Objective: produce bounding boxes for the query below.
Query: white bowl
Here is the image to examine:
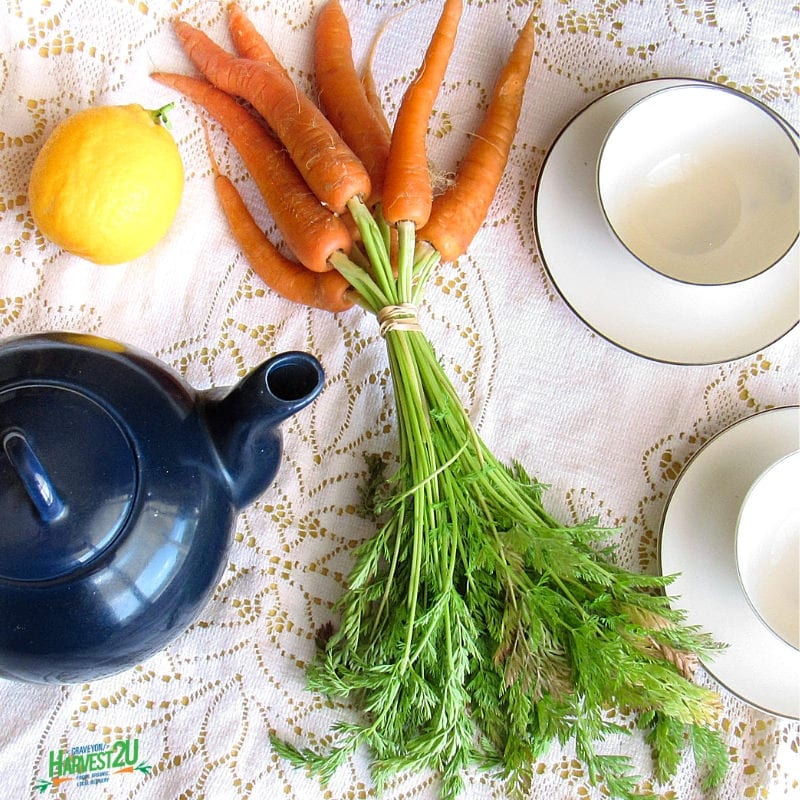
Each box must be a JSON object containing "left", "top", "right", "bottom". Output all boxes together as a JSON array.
[
  {"left": 534, "top": 78, "right": 800, "bottom": 365},
  {"left": 597, "top": 83, "right": 799, "bottom": 286},
  {"left": 735, "top": 450, "right": 800, "bottom": 650}
]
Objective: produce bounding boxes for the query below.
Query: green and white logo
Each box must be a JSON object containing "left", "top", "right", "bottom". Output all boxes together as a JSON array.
[{"left": 36, "top": 738, "right": 150, "bottom": 793}]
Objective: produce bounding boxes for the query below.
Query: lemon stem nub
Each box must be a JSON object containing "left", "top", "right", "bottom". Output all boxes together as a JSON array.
[{"left": 151, "top": 102, "right": 175, "bottom": 130}]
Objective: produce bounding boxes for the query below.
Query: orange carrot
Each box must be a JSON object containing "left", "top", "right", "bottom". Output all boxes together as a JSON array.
[
  {"left": 227, "top": 2, "right": 289, "bottom": 79},
  {"left": 152, "top": 70, "right": 351, "bottom": 272},
  {"left": 417, "top": 14, "right": 535, "bottom": 262},
  {"left": 313, "top": 0, "right": 390, "bottom": 206},
  {"left": 214, "top": 172, "right": 355, "bottom": 312},
  {"left": 381, "top": 0, "right": 463, "bottom": 227},
  {"left": 173, "top": 20, "right": 371, "bottom": 214},
  {"left": 361, "top": 15, "right": 393, "bottom": 139},
  {"left": 198, "top": 110, "right": 353, "bottom": 311}
]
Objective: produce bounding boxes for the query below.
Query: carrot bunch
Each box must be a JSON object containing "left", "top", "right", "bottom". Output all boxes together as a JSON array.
[
  {"left": 153, "top": 0, "right": 532, "bottom": 312},
  {"left": 154, "top": 4, "right": 728, "bottom": 800}
]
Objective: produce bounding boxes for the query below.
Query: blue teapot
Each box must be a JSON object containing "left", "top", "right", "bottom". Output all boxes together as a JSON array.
[{"left": 0, "top": 332, "right": 324, "bottom": 684}]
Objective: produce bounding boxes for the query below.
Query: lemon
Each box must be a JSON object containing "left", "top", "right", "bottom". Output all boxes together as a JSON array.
[{"left": 29, "top": 103, "right": 184, "bottom": 265}]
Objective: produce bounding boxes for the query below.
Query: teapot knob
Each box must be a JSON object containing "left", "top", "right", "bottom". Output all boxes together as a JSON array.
[
  {"left": 3, "top": 430, "right": 65, "bottom": 523},
  {"left": 0, "top": 381, "right": 135, "bottom": 584}
]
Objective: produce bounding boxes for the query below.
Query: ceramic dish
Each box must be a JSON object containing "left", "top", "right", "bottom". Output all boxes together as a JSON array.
[
  {"left": 534, "top": 78, "right": 800, "bottom": 365},
  {"left": 659, "top": 406, "right": 800, "bottom": 718},
  {"left": 735, "top": 450, "right": 800, "bottom": 650}
]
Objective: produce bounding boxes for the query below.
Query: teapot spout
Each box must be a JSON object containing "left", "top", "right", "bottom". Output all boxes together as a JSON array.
[{"left": 200, "top": 352, "right": 325, "bottom": 509}]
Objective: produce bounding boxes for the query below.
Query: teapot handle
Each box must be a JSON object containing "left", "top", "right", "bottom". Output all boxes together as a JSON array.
[{"left": 3, "top": 430, "right": 65, "bottom": 522}]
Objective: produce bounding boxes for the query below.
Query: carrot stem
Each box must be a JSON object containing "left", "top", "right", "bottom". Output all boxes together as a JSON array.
[
  {"left": 329, "top": 250, "right": 390, "bottom": 311},
  {"left": 346, "top": 196, "right": 396, "bottom": 302},
  {"left": 396, "top": 220, "right": 416, "bottom": 301},
  {"left": 410, "top": 245, "right": 441, "bottom": 307}
]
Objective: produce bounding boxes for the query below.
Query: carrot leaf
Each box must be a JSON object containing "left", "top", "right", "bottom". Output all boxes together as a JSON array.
[{"left": 288, "top": 196, "right": 729, "bottom": 800}]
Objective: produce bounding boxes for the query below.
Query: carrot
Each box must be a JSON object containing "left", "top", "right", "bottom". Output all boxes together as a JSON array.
[
  {"left": 151, "top": 70, "right": 351, "bottom": 272},
  {"left": 381, "top": 0, "right": 463, "bottom": 227},
  {"left": 313, "top": 0, "right": 390, "bottom": 207},
  {"left": 361, "top": 14, "right": 393, "bottom": 139},
  {"left": 227, "top": 1, "right": 289, "bottom": 79},
  {"left": 198, "top": 109, "right": 353, "bottom": 312},
  {"left": 215, "top": 172, "right": 354, "bottom": 312},
  {"left": 173, "top": 20, "right": 371, "bottom": 214},
  {"left": 417, "top": 13, "right": 536, "bottom": 262}
]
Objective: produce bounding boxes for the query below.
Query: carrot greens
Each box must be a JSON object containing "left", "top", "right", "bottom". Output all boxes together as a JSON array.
[{"left": 272, "top": 198, "right": 728, "bottom": 800}]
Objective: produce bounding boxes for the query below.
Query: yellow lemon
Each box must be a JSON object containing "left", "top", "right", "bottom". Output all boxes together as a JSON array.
[{"left": 29, "top": 103, "right": 184, "bottom": 265}]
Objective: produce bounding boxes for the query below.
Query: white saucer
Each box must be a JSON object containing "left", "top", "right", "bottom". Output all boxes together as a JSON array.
[
  {"left": 659, "top": 406, "right": 800, "bottom": 718},
  {"left": 534, "top": 79, "right": 800, "bottom": 365}
]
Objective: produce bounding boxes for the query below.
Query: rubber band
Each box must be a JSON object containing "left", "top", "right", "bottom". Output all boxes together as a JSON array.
[{"left": 377, "top": 303, "right": 423, "bottom": 337}]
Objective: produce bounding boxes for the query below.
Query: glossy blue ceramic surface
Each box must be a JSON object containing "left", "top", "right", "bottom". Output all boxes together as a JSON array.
[{"left": 0, "top": 332, "right": 324, "bottom": 684}]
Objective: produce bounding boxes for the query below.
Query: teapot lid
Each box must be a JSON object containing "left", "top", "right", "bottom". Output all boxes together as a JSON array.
[{"left": 0, "top": 383, "right": 137, "bottom": 582}]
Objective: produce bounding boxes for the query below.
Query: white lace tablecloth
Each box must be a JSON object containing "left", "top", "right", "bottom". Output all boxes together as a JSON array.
[{"left": 1, "top": 1, "right": 798, "bottom": 798}]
